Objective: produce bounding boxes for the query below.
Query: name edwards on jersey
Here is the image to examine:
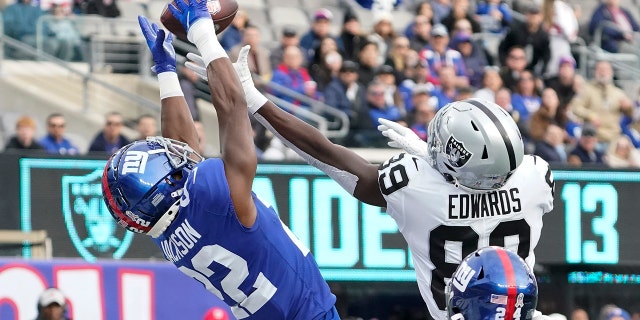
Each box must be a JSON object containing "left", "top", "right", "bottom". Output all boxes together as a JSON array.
[
  {"left": 448, "top": 188, "right": 521, "bottom": 220},
  {"left": 160, "top": 219, "right": 202, "bottom": 262}
]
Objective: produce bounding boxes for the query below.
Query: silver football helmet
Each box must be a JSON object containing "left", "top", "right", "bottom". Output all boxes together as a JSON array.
[{"left": 427, "top": 99, "right": 524, "bottom": 192}]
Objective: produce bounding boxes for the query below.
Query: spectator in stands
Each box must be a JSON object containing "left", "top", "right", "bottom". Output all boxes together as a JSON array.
[
  {"left": 404, "top": 82, "right": 435, "bottom": 115},
  {"left": 36, "top": 287, "right": 70, "bottom": 320},
  {"left": 544, "top": 55, "right": 582, "bottom": 117},
  {"left": 270, "top": 26, "right": 303, "bottom": 71},
  {"left": 339, "top": 10, "right": 366, "bottom": 62},
  {"left": 528, "top": 87, "right": 560, "bottom": 142},
  {"left": 384, "top": 36, "right": 413, "bottom": 83},
  {"left": 568, "top": 123, "right": 606, "bottom": 166},
  {"left": 220, "top": 9, "right": 248, "bottom": 51},
  {"left": 356, "top": 40, "right": 382, "bottom": 86},
  {"left": 375, "top": 64, "right": 404, "bottom": 115},
  {"left": 569, "top": 60, "right": 633, "bottom": 148},
  {"left": 495, "top": 86, "right": 513, "bottom": 113},
  {"left": 39, "top": 113, "right": 79, "bottom": 155},
  {"left": 2, "top": 0, "right": 45, "bottom": 57},
  {"left": 309, "top": 37, "right": 341, "bottom": 91},
  {"left": 495, "top": 86, "right": 526, "bottom": 132},
  {"left": 500, "top": 46, "right": 528, "bottom": 91},
  {"left": 270, "top": 46, "right": 318, "bottom": 106},
  {"left": 88, "top": 112, "right": 130, "bottom": 155},
  {"left": 605, "top": 135, "right": 640, "bottom": 168},
  {"left": 136, "top": 114, "right": 157, "bottom": 140},
  {"left": 229, "top": 25, "right": 272, "bottom": 81},
  {"left": 324, "top": 60, "right": 366, "bottom": 124},
  {"left": 354, "top": 81, "right": 403, "bottom": 147},
  {"left": 410, "top": 99, "right": 436, "bottom": 140},
  {"left": 430, "top": 65, "right": 459, "bottom": 109},
  {"left": 541, "top": 0, "right": 578, "bottom": 78},
  {"left": 178, "top": 65, "right": 201, "bottom": 121},
  {"left": 369, "top": 12, "right": 396, "bottom": 60},
  {"left": 498, "top": 3, "right": 550, "bottom": 77},
  {"left": 300, "top": 8, "right": 337, "bottom": 63},
  {"left": 511, "top": 70, "right": 542, "bottom": 130},
  {"left": 475, "top": 0, "right": 512, "bottom": 34},
  {"left": 398, "top": 56, "right": 436, "bottom": 109},
  {"left": 534, "top": 123, "right": 567, "bottom": 164},
  {"left": 408, "top": 14, "right": 432, "bottom": 52},
  {"left": 3, "top": 115, "right": 43, "bottom": 152},
  {"left": 403, "top": 1, "right": 434, "bottom": 40},
  {"left": 570, "top": 308, "right": 590, "bottom": 320},
  {"left": 473, "top": 66, "right": 503, "bottom": 102},
  {"left": 82, "top": 0, "right": 120, "bottom": 17},
  {"left": 588, "top": 0, "right": 640, "bottom": 54},
  {"left": 450, "top": 31, "right": 488, "bottom": 88},
  {"left": 44, "top": 3, "right": 82, "bottom": 61},
  {"left": 440, "top": 0, "right": 482, "bottom": 34},
  {"left": 430, "top": 0, "right": 452, "bottom": 25},
  {"left": 420, "top": 24, "right": 468, "bottom": 87}
]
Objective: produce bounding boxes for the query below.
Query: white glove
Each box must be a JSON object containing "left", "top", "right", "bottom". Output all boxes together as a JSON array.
[
  {"left": 184, "top": 45, "right": 267, "bottom": 113},
  {"left": 377, "top": 118, "right": 430, "bottom": 160}
]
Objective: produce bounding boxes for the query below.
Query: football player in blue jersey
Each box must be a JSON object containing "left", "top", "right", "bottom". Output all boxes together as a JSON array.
[{"left": 100, "top": 3, "right": 339, "bottom": 319}]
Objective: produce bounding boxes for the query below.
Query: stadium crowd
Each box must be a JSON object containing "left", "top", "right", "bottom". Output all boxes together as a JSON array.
[{"left": 3, "top": 0, "right": 640, "bottom": 167}]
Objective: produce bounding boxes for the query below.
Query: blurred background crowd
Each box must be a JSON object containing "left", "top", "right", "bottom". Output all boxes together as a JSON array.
[{"left": 4, "top": 0, "right": 640, "bottom": 168}]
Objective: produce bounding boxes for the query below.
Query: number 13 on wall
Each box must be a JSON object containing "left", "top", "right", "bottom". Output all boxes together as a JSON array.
[{"left": 562, "top": 183, "right": 619, "bottom": 264}]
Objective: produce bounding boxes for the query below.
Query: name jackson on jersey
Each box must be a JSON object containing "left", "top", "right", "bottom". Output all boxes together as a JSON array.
[
  {"left": 448, "top": 188, "right": 521, "bottom": 220},
  {"left": 160, "top": 219, "right": 201, "bottom": 263}
]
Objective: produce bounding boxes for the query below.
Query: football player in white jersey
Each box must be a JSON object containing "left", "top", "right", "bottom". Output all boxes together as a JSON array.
[{"left": 186, "top": 47, "right": 555, "bottom": 320}]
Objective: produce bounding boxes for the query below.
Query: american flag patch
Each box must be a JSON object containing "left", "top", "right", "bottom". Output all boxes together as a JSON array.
[{"left": 490, "top": 294, "right": 508, "bottom": 305}]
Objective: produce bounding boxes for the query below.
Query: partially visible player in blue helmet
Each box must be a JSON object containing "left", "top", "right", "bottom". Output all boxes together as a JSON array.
[{"left": 447, "top": 246, "right": 538, "bottom": 320}]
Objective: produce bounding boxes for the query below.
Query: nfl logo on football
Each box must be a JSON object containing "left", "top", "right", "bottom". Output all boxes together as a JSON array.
[{"left": 207, "top": 0, "right": 221, "bottom": 15}]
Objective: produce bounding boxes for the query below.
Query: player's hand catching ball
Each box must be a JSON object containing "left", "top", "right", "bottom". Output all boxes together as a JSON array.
[{"left": 138, "top": 15, "right": 176, "bottom": 74}]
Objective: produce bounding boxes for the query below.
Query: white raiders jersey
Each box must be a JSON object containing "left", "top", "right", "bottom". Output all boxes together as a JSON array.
[{"left": 377, "top": 153, "right": 554, "bottom": 320}]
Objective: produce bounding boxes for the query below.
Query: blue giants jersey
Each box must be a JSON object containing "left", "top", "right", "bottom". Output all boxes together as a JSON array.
[{"left": 152, "top": 159, "right": 336, "bottom": 319}]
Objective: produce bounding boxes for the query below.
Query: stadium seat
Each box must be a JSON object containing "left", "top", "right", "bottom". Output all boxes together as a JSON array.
[
  {"left": 237, "top": 0, "right": 266, "bottom": 9},
  {"left": 244, "top": 7, "right": 269, "bottom": 27},
  {"left": 117, "top": 1, "right": 147, "bottom": 20},
  {"left": 264, "top": 0, "right": 301, "bottom": 8},
  {"left": 268, "top": 6, "right": 309, "bottom": 34}
]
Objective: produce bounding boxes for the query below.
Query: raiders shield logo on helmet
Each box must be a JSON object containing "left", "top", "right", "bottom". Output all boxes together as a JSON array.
[{"left": 445, "top": 136, "right": 472, "bottom": 167}]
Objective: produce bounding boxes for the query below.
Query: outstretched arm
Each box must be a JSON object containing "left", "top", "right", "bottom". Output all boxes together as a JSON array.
[
  {"left": 170, "top": 0, "right": 256, "bottom": 226},
  {"left": 138, "top": 16, "right": 198, "bottom": 148},
  {"left": 188, "top": 47, "right": 385, "bottom": 207}
]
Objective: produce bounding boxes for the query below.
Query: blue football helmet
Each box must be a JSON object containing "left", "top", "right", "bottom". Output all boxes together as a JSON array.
[
  {"left": 102, "top": 136, "right": 203, "bottom": 237},
  {"left": 447, "top": 246, "right": 538, "bottom": 320}
]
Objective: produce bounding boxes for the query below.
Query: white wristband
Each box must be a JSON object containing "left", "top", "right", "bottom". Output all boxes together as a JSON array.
[
  {"left": 246, "top": 86, "right": 268, "bottom": 114},
  {"left": 158, "top": 72, "right": 184, "bottom": 99},
  {"left": 187, "top": 19, "right": 226, "bottom": 67}
]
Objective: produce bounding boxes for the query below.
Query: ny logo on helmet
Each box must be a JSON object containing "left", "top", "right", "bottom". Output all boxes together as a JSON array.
[
  {"left": 445, "top": 136, "right": 472, "bottom": 167},
  {"left": 122, "top": 151, "right": 149, "bottom": 174},
  {"left": 452, "top": 261, "right": 475, "bottom": 292},
  {"left": 63, "top": 169, "right": 134, "bottom": 261}
]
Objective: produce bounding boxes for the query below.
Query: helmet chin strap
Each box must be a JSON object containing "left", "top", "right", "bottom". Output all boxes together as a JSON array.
[{"left": 147, "top": 200, "right": 181, "bottom": 238}]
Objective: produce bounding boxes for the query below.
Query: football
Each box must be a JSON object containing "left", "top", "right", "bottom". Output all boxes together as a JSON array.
[{"left": 160, "top": 0, "right": 239, "bottom": 40}]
